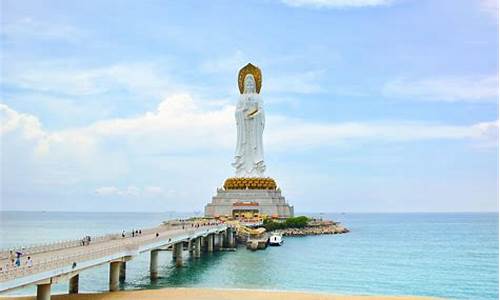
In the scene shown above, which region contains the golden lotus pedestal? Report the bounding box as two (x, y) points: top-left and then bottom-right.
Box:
(205, 177), (294, 219)
(223, 177), (277, 190)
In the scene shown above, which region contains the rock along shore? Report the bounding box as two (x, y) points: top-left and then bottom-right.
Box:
(273, 220), (349, 236)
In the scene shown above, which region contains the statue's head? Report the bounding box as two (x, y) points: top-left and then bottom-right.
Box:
(243, 74), (256, 94)
(238, 63), (261, 94)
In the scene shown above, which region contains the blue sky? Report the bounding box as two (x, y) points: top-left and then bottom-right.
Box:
(1, 0), (498, 212)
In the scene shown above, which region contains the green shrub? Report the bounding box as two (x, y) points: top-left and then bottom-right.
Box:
(284, 216), (309, 228)
(263, 216), (309, 231)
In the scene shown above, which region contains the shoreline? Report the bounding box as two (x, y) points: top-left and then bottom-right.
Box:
(0, 287), (440, 300)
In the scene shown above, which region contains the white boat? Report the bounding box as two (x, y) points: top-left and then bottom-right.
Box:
(269, 233), (283, 246)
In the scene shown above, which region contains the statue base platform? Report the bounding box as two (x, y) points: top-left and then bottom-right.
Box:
(204, 178), (294, 219)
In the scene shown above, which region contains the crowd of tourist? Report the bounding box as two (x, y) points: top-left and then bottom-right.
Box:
(1, 250), (32, 273)
(80, 235), (92, 246)
(121, 229), (144, 238)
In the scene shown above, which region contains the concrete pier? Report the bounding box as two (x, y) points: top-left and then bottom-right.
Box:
(0, 223), (228, 294)
(207, 234), (214, 252)
(37, 283), (51, 300)
(150, 250), (159, 280)
(119, 262), (126, 283)
(174, 243), (183, 267)
(69, 274), (79, 294)
(187, 239), (193, 255)
(109, 261), (121, 291)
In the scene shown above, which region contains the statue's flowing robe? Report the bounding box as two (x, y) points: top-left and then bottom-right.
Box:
(233, 93), (266, 177)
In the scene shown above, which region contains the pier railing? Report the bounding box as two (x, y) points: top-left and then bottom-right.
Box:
(0, 224), (224, 282)
(0, 233), (121, 260)
(0, 221), (216, 260)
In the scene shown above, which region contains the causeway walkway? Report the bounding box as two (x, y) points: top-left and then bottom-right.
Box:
(0, 221), (234, 300)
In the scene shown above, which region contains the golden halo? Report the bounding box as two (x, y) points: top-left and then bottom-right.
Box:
(238, 63), (262, 94)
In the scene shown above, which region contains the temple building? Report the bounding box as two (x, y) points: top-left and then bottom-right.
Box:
(204, 63), (294, 219)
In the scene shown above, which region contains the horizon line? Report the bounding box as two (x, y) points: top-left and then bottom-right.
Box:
(0, 210), (498, 214)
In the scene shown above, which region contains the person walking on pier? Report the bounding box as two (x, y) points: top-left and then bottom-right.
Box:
(26, 256), (32, 268)
(8, 250), (14, 265)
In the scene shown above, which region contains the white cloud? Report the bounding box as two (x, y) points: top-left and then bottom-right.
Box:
(68, 93), (235, 152)
(95, 185), (165, 198)
(0, 94), (235, 208)
(4, 93), (495, 164)
(1, 95), (497, 210)
(267, 117), (498, 150)
(382, 75), (499, 102)
(266, 70), (325, 94)
(479, 0), (499, 19)
(2, 94), (497, 159)
(1, 17), (83, 42)
(0, 103), (53, 156)
(143, 186), (165, 196)
(1, 103), (44, 138)
(1, 94), (233, 162)
(2, 62), (181, 98)
(199, 52), (326, 95)
(281, 0), (394, 8)
(200, 50), (248, 74)
(95, 186), (121, 196)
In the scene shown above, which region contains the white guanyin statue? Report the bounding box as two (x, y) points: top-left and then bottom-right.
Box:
(232, 63), (266, 177)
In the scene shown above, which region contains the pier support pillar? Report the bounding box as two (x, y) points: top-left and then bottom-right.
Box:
(222, 231), (228, 248)
(37, 283), (51, 300)
(171, 244), (177, 259)
(174, 243), (183, 267)
(69, 274), (79, 294)
(150, 250), (159, 280)
(218, 232), (224, 249)
(109, 261), (121, 291)
(213, 233), (218, 251)
(227, 228), (235, 248)
(200, 236), (205, 252)
(188, 239), (193, 255)
(194, 237), (201, 258)
(207, 234), (214, 252)
(119, 262), (126, 283)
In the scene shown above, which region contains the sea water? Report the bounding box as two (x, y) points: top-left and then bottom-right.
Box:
(0, 211), (497, 300)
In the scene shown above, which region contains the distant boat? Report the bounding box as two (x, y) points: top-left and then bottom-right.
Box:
(269, 233), (283, 246)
